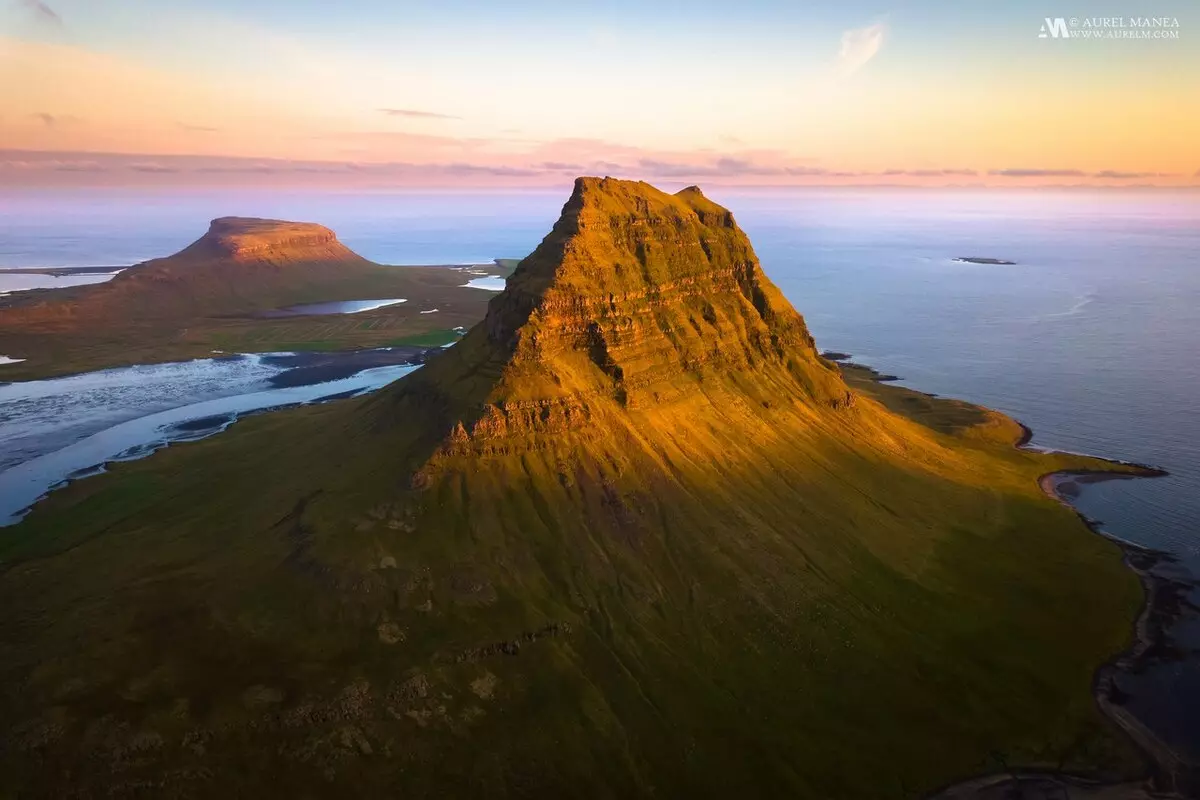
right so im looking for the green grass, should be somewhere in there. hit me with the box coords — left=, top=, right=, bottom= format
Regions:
left=0, top=354, right=1147, bottom=798
left=837, top=360, right=990, bottom=435
left=382, top=328, right=462, bottom=347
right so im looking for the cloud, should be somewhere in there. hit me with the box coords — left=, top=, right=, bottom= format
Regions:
left=837, top=22, right=886, bottom=77
left=1, top=148, right=1182, bottom=188
left=379, top=108, right=461, bottom=120
left=635, top=157, right=855, bottom=179
left=882, top=168, right=978, bottom=177
left=128, top=162, right=179, bottom=173
left=20, top=0, right=62, bottom=26
left=989, top=168, right=1087, bottom=177
left=0, top=158, right=103, bottom=172
left=1092, top=170, right=1157, bottom=179
left=53, top=161, right=104, bottom=172
left=31, top=112, right=84, bottom=128
left=177, top=122, right=219, bottom=133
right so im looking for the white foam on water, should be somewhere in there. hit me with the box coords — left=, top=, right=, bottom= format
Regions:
left=462, top=277, right=505, bottom=291
left=0, top=355, right=286, bottom=474
left=0, top=272, right=120, bottom=293
left=271, top=298, right=408, bottom=316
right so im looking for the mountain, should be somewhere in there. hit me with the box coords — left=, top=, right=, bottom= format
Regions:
left=0, top=179, right=1147, bottom=797
left=2, top=217, right=429, bottom=322
left=0, top=217, right=494, bottom=378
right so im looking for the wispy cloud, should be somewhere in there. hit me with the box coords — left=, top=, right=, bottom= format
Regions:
left=128, top=162, right=179, bottom=173
left=634, top=157, right=856, bottom=179
left=836, top=22, right=886, bottom=77
left=1093, top=170, right=1158, bottom=179
left=379, top=108, right=461, bottom=120
left=177, top=122, right=219, bottom=133
left=883, top=168, right=978, bottom=177
left=0, top=149, right=1186, bottom=188
left=20, top=0, right=62, bottom=26
left=31, top=112, right=80, bottom=128
left=989, top=168, right=1086, bottom=178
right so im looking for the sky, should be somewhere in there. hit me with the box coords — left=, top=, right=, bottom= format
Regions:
left=1, top=0, right=1197, bottom=187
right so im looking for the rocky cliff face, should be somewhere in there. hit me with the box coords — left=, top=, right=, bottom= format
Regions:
left=374, top=177, right=850, bottom=454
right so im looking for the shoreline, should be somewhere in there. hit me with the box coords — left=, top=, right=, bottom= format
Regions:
left=1037, top=469, right=1198, bottom=797
left=926, top=459, right=1191, bottom=799
left=826, top=353, right=1193, bottom=798
left=0, top=345, right=445, bottom=526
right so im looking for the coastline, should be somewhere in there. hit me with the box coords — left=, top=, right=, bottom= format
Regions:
left=1036, top=468, right=1198, bottom=797
left=0, top=345, right=447, bottom=526
left=827, top=353, right=1193, bottom=798
left=926, top=446, right=1189, bottom=799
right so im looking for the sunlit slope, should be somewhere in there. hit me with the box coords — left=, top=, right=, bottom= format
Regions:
left=0, top=179, right=1146, bottom=798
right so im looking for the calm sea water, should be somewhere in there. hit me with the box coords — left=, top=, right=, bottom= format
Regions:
left=1, top=185, right=1198, bottom=755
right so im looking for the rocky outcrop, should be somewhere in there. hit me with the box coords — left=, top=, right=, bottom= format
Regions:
left=376, top=177, right=850, bottom=455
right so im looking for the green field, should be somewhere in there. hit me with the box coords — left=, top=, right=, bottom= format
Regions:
left=0, top=270, right=496, bottom=380
left=0, top=356, right=1147, bottom=797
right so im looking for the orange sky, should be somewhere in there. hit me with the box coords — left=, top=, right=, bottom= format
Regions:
left=2, top=1, right=1197, bottom=187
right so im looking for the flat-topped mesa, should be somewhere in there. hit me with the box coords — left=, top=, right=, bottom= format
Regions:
left=168, top=217, right=364, bottom=266
left=383, top=177, right=851, bottom=453
left=0, top=216, right=390, bottom=329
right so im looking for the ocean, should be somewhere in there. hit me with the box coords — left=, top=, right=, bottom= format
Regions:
left=2, top=184, right=1198, bottom=756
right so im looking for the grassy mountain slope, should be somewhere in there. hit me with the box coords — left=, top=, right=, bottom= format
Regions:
left=0, top=217, right=494, bottom=379
left=0, top=180, right=1148, bottom=798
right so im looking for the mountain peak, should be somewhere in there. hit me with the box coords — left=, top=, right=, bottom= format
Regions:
left=374, top=179, right=850, bottom=456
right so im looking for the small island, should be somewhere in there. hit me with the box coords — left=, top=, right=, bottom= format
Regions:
left=953, top=256, right=1017, bottom=265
